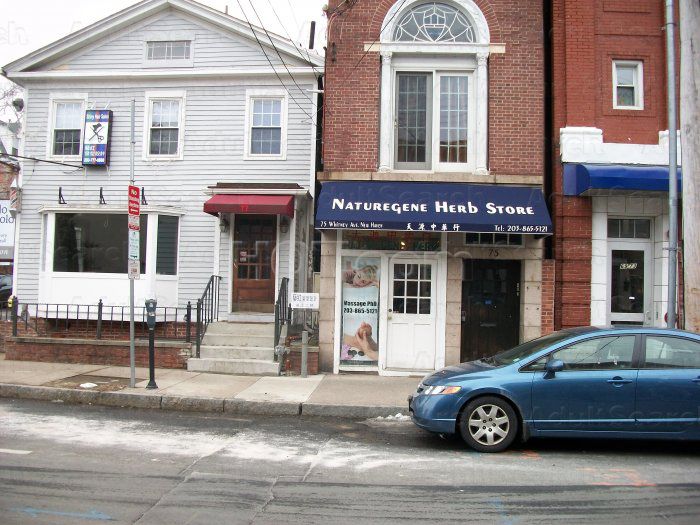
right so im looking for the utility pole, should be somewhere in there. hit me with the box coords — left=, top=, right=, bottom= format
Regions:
left=680, top=0, right=700, bottom=332
left=664, top=0, right=679, bottom=328
left=129, top=99, right=136, bottom=387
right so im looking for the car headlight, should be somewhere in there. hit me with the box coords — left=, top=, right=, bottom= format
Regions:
left=422, top=385, right=462, bottom=395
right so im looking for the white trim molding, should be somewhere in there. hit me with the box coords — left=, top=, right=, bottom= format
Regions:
left=380, top=0, right=491, bottom=45
left=46, top=92, right=88, bottom=162
left=560, top=127, right=682, bottom=166
left=612, top=60, right=644, bottom=111
left=243, top=88, right=288, bottom=161
left=143, top=90, right=187, bottom=162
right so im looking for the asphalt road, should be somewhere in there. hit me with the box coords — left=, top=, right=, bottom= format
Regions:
left=1, top=399, right=699, bottom=525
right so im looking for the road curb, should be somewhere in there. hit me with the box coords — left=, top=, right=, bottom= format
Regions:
left=0, top=383, right=409, bottom=419
left=301, top=403, right=408, bottom=419
left=225, top=399, right=301, bottom=416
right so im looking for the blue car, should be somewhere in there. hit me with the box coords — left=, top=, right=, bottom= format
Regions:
left=409, top=327, right=700, bottom=452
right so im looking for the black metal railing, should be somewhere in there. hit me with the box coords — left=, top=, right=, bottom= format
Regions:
left=5, top=297, right=194, bottom=342
left=195, top=275, right=221, bottom=357
left=274, top=278, right=292, bottom=374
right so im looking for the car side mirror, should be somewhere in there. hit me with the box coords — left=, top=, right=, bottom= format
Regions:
left=544, top=359, right=564, bottom=378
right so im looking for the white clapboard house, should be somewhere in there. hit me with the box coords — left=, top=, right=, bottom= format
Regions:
left=2, top=0, right=323, bottom=374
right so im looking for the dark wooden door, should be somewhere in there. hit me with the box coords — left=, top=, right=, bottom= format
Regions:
left=232, top=215, right=276, bottom=310
left=461, top=260, right=521, bottom=362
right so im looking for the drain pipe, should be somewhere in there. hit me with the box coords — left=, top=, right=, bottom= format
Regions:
left=665, top=0, right=679, bottom=328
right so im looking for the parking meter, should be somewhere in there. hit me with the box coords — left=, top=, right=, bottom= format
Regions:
left=145, top=299, right=158, bottom=389
left=145, top=299, right=157, bottom=331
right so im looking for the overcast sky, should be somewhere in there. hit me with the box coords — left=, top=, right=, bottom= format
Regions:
left=0, top=0, right=327, bottom=120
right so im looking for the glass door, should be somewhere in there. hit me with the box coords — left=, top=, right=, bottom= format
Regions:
left=608, top=241, right=652, bottom=325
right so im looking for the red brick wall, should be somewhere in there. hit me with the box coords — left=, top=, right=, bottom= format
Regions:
left=283, top=349, right=320, bottom=376
left=323, top=0, right=544, bottom=177
left=550, top=0, right=674, bottom=329
left=4, top=337, right=190, bottom=369
left=0, top=318, right=193, bottom=343
left=541, top=259, right=555, bottom=335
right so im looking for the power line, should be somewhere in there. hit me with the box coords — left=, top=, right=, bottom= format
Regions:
left=333, top=0, right=409, bottom=86
left=265, top=0, right=322, bottom=78
left=236, top=0, right=312, bottom=119
left=247, top=0, right=313, bottom=103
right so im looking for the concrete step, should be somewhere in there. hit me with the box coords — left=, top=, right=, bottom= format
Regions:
left=201, top=333, right=275, bottom=347
left=187, top=357, right=278, bottom=376
left=199, top=345, right=275, bottom=361
left=205, top=321, right=274, bottom=337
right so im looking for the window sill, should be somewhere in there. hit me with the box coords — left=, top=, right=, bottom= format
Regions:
left=244, top=154, right=287, bottom=161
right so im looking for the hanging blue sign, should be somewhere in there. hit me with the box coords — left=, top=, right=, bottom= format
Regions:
left=315, top=181, right=553, bottom=234
left=82, top=110, right=112, bottom=166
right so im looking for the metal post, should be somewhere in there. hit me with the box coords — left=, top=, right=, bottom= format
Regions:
left=665, top=0, right=679, bottom=328
left=146, top=327, right=157, bottom=389
left=11, top=297, right=18, bottom=337
left=129, top=98, right=136, bottom=387
left=96, top=299, right=103, bottom=340
left=195, top=299, right=202, bottom=358
left=185, top=301, right=192, bottom=342
left=301, top=330, right=309, bottom=378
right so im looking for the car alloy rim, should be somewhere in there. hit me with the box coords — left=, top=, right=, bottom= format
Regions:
left=468, top=404, right=510, bottom=446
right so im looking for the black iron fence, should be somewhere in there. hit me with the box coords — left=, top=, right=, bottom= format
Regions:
left=3, top=298, right=196, bottom=342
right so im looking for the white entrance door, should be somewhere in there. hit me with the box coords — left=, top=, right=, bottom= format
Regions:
left=608, top=241, right=653, bottom=325
left=386, top=259, right=437, bottom=370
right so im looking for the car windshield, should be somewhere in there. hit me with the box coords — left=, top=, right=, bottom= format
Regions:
left=486, top=330, right=575, bottom=366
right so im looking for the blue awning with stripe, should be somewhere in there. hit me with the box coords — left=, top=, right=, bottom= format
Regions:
left=563, top=164, right=682, bottom=196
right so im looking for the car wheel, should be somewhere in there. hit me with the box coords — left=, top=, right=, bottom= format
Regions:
left=459, top=396, right=518, bottom=453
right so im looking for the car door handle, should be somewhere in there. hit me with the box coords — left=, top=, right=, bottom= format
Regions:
left=692, top=378, right=700, bottom=384
left=607, top=377, right=633, bottom=385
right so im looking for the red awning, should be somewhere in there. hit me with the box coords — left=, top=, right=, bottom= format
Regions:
left=203, top=194, right=295, bottom=217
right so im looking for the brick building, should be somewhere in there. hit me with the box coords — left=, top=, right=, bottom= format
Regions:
left=315, top=0, right=554, bottom=375
left=552, top=0, right=681, bottom=329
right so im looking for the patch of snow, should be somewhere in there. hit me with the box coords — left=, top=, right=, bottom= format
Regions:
left=0, top=406, right=231, bottom=458
left=79, top=383, right=98, bottom=389
left=370, top=413, right=411, bottom=422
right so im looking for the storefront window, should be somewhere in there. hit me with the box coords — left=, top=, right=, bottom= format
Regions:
left=340, top=256, right=381, bottom=367
left=53, top=213, right=147, bottom=274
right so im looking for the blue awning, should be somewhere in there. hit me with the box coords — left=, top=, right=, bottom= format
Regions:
left=315, top=181, right=552, bottom=235
left=563, top=163, right=682, bottom=196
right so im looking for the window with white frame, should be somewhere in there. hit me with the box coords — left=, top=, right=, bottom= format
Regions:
left=395, top=70, right=472, bottom=170
left=613, top=61, right=643, bottom=110
left=379, top=0, right=489, bottom=174
left=247, top=93, right=286, bottom=158
left=146, top=95, right=184, bottom=158
left=147, top=41, right=191, bottom=61
left=394, top=2, right=476, bottom=43
left=52, top=101, right=83, bottom=157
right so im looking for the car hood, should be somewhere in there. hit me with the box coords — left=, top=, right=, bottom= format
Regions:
left=422, top=360, right=493, bottom=385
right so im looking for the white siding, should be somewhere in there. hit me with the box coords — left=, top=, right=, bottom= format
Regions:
left=17, top=76, right=315, bottom=307
left=43, top=11, right=309, bottom=71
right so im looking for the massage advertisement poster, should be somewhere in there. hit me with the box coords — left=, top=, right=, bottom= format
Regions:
left=340, top=257, right=380, bottom=366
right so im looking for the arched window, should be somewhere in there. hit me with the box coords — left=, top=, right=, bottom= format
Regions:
left=378, top=0, right=490, bottom=174
left=393, top=2, right=476, bottom=43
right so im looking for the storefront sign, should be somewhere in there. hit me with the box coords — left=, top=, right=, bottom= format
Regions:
left=316, top=181, right=552, bottom=234
left=0, top=200, right=15, bottom=261
left=82, top=110, right=112, bottom=166
left=340, top=257, right=380, bottom=366
left=291, top=293, right=319, bottom=310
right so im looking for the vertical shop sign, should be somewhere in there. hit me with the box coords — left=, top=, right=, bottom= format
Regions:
left=82, top=110, right=112, bottom=166
left=340, top=257, right=380, bottom=366
left=128, top=185, right=140, bottom=279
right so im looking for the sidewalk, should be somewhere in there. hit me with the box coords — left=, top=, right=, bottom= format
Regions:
left=0, top=354, right=421, bottom=418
